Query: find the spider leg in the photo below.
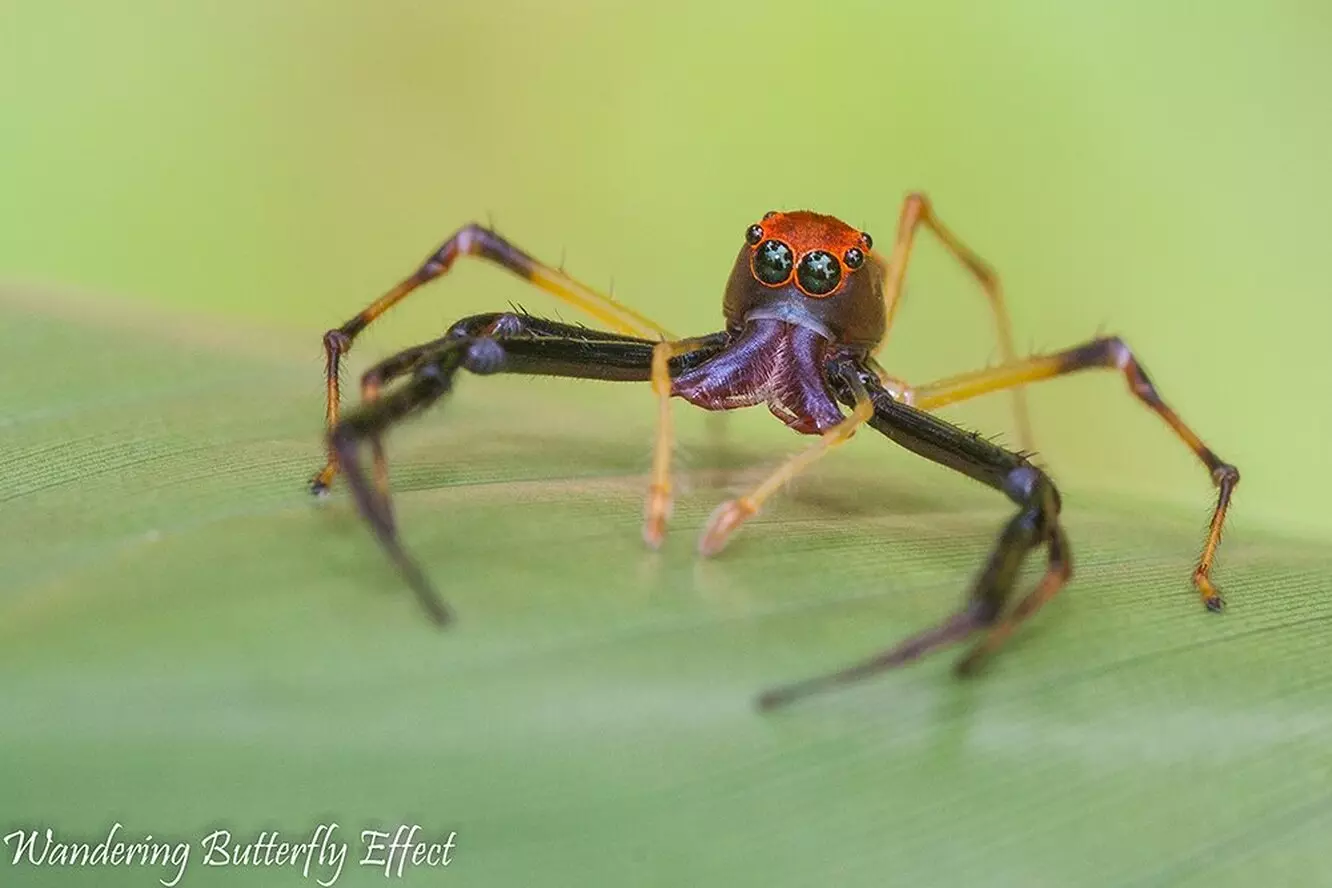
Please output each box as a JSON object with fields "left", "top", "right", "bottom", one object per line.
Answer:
{"left": 872, "top": 192, "right": 1034, "bottom": 454}
{"left": 353, "top": 339, "right": 448, "bottom": 535}
{"left": 329, "top": 315, "right": 728, "bottom": 624}
{"left": 758, "top": 354, "right": 1064, "bottom": 710}
{"left": 334, "top": 366, "right": 458, "bottom": 625}
{"left": 893, "top": 336, "right": 1239, "bottom": 610}
{"left": 644, "top": 336, "right": 743, "bottom": 548}
{"left": 312, "top": 225, "right": 675, "bottom": 494}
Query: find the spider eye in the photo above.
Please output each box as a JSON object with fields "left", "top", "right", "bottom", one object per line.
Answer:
{"left": 844, "top": 246, "right": 865, "bottom": 269}
{"left": 797, "top": 250, "right": 842, "bottom": 295}
{"left": 745, "top": 223, "right": 764, "bottom": 245}
{"left": 753, "top": 239, "right": 794, "bottom": 285}
{"left": 859, "top": 231, "right": 873, "bottom": 250}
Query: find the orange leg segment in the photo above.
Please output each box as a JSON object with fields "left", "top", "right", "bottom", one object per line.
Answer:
{"left": 644, "top": 337, "right": 735, "bottom": 549}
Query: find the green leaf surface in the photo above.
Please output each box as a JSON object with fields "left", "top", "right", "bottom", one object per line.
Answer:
{"left": 3, "top": 287, "right": 1330, "bottom": 887}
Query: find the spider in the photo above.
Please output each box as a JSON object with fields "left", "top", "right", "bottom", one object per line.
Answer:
{"left": 310, "top": 194, "right": 1239, "bottom": 708}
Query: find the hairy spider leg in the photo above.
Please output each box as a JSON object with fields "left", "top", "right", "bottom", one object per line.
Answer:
{"left": 875, "top": 193, "right": 1034, "bottom": 454}
{"left": 313, "top": 225, "right": 675, "bottom": 493}
{"left": 891, "top": 335, "right": 1239, "bottom": 610}
{"left": 758, "top": 356, "right": 1066, "bottom": 710}
{"left": 329, "top": 314, "right": 728, "bottom": 623}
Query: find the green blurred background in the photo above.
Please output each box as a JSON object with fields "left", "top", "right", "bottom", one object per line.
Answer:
{"left": 3, "top": 2, "right": 1331, "bottom": 886}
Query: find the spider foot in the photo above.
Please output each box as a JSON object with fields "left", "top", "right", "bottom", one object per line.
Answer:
{"left": 642, "top": 483, "right": 673, "bottom": 550}
{"left": 1195, "top": 570, "right": 1226, "bottom": 613}
{"left": 698, "top": 497, "right": 757, "bottom": 557}
{"left": 309, "top": 467, "right": 335, "bottom": 498}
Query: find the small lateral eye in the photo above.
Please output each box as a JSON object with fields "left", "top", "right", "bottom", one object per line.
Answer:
{"left": 844, "top": 246, "right": 865, "bottom": 269}
{"left": 745, "top": 224, "right": 764, "bottom": 245}
{"left": 797, "top": 250, "right": 842, "bottom": 295}
{"left": 753, "top": 239, "right": 794, "bottom": 284}
{"left": 859, "top": 231, "right": 873, "bottom": 250}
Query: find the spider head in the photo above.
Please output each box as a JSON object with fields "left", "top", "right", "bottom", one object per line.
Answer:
{"left": 743, "top": 211, "right": 872, "bottom": 298}
{"left": 725, "top": 211, "right": 884, "bottom": 348}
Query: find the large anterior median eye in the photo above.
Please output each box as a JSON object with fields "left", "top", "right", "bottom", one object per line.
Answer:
{"left": 753, "top": 239, "right": 794, "bottom": 285}
{"left": 797, "top": 250, "right": 842, "bottom": 295}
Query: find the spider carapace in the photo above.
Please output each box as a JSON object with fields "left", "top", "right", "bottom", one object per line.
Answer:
{"left": 311, "top": 196, "right": 1239, "bottom": 708}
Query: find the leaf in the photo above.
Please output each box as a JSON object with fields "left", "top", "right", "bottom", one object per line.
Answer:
{"left": 3, "top": 287, "right": 1329, "bottom": 888}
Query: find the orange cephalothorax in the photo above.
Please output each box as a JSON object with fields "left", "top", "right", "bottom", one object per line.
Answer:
{"left": 743, "top": 211, "right": 873, "bottom": 298}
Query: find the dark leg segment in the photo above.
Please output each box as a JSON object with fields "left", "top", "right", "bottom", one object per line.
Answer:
{"left": 955, "top": 522, "right": 1072, "bottom": 676}
{"left": 329, "top": 314, "right": 728, "bottom": 624}
{"left": 758, "top": 354, "right": 1066, "bottom": 709}
{"left": 355, "top": 338, "right": 458, "bottom": 533}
